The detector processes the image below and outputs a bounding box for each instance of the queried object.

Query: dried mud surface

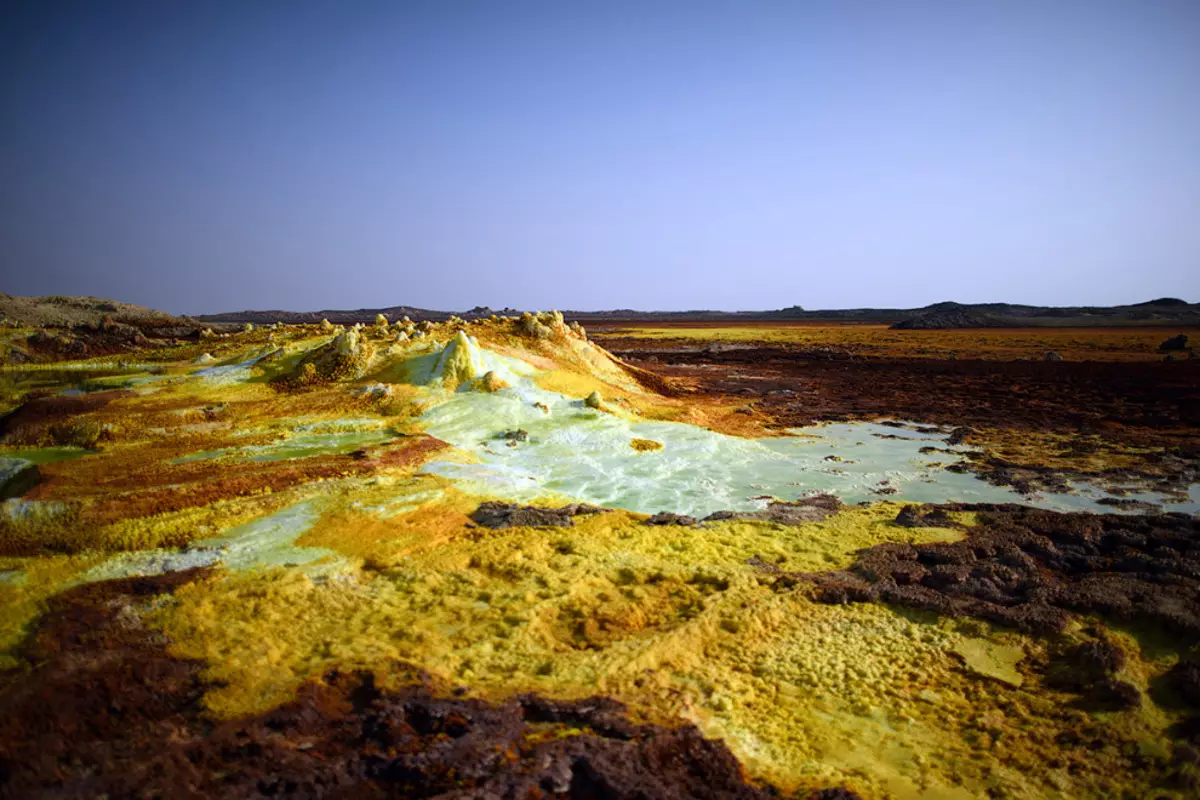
[0,570,856,800]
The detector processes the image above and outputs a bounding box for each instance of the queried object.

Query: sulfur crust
[148,502,1180,797]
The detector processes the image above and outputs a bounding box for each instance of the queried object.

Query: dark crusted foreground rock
[646,494,843,527]
[0,570,858,799]
[1044,637,1142,712]
[470,501,610,529]
[703,494,843,525]
[646,511,699,526]
[803,504,1200,637]
[797,504,1200,744]
[1160,334,1190,352]
[477,495,844,532]
[893,505,957,528]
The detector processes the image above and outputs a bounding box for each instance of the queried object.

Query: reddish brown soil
[0,570,857,800]
[0,390,132,444]
[5,435,450,552]
[17,322,165,360]
[603,340,1200,437]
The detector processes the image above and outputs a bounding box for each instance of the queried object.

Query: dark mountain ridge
[197,298,1200,328]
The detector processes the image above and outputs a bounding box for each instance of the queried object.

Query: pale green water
[83,501,342,582]
[0,447,94,465]
[413,344,1200,519]
[192,346,283,385]
[193,501,333,569]
[176,428,396,463]
[0,366,162,395]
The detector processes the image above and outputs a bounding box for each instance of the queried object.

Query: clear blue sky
[2,1,1197,314]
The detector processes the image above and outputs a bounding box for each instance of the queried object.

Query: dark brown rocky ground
[600,338,1200,438]
[800,504,1200,638]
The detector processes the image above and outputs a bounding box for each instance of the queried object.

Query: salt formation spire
[433,330,487,389]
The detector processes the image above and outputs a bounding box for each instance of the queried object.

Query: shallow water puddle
[176,427,396,463]
[0,365,164,394]
[0,447,94,465]
[83,501,343,582]
[1,448,93,499]
[414,364,1200,518]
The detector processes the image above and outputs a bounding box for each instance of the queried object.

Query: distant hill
[5,291,1196,330]
[888,298,1200,329]
[891,310,1016,330]
[0,293,193,328]
[197,298,1200,328]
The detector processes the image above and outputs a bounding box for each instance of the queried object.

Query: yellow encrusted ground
[148,503,1182,798]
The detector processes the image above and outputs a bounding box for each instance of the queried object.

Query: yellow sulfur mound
[433,330,486,390]
[473,370,509,393]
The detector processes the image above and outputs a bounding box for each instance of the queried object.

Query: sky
[1,1,1198,315]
